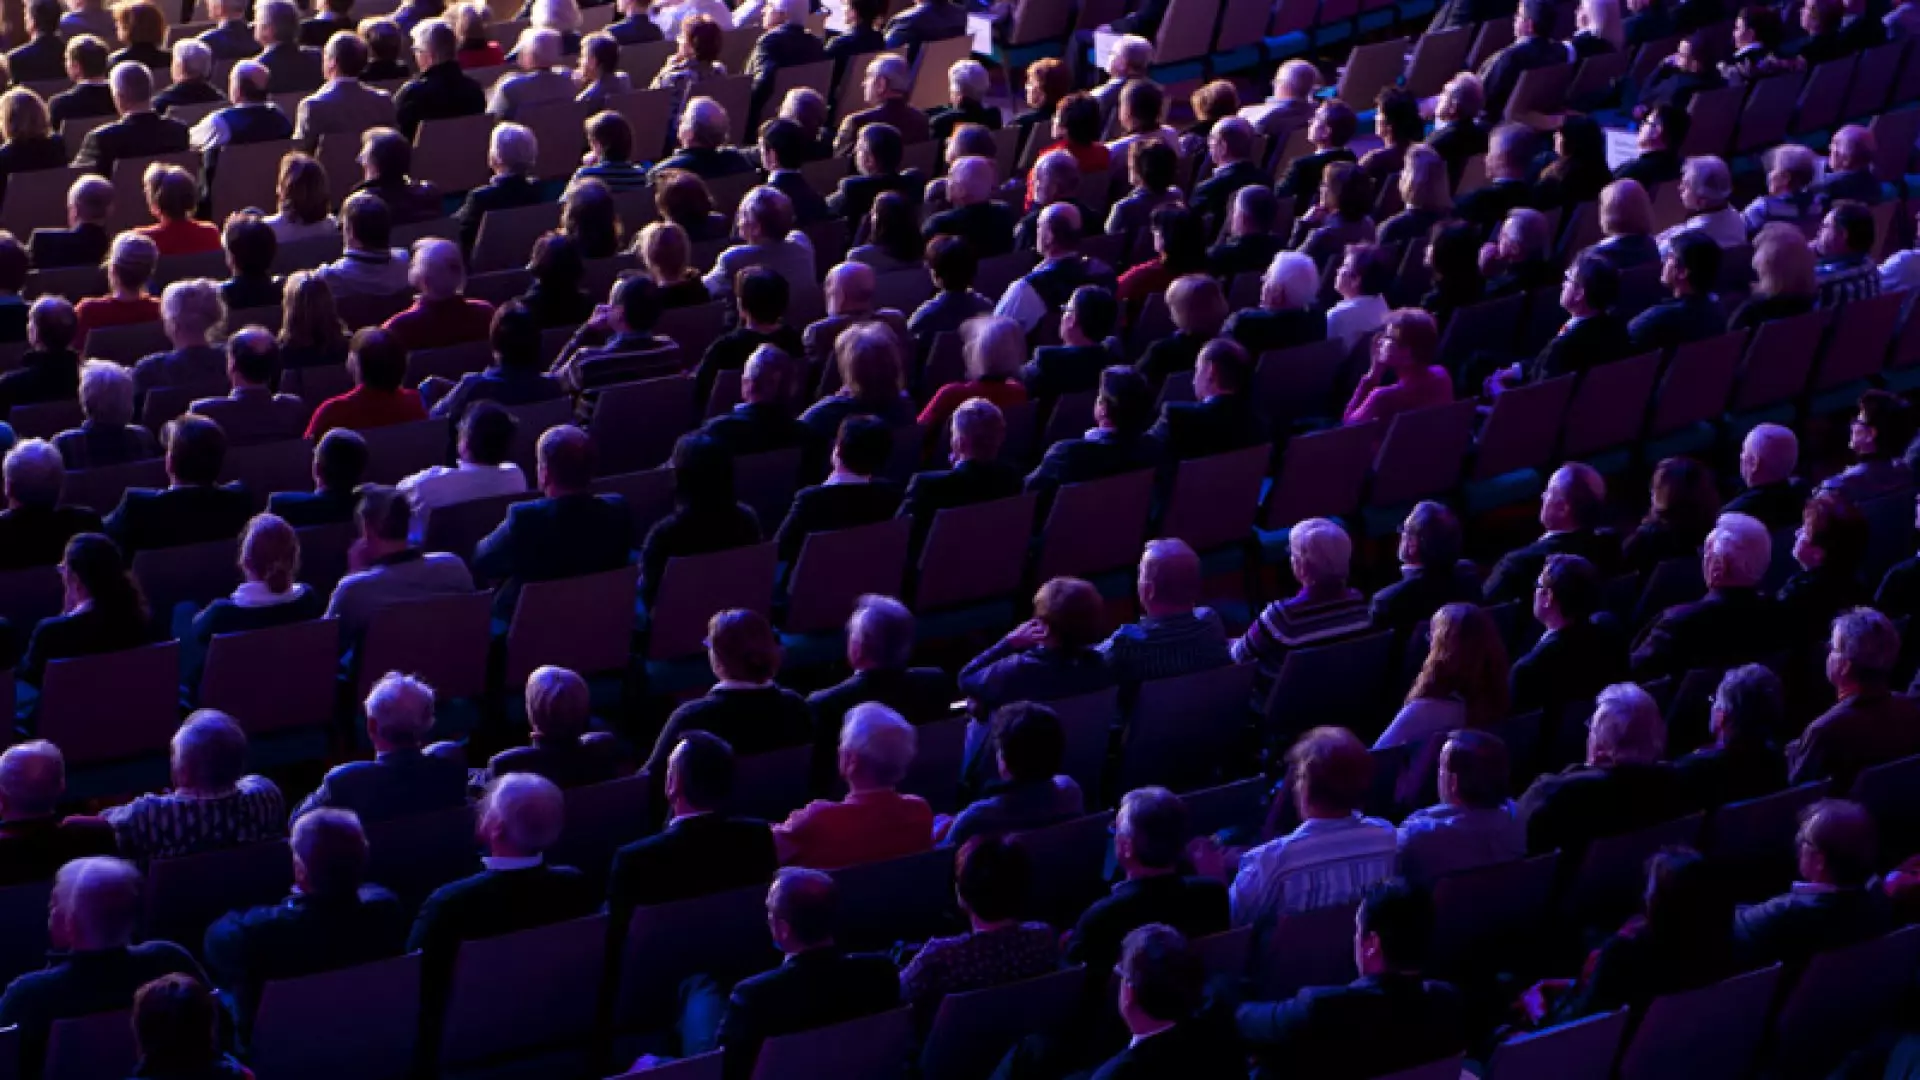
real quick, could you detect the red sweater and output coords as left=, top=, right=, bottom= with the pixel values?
left=304, top=385, right=427, bottom=438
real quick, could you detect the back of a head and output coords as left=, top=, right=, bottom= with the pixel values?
left=1140, top=537, right=1201, bottom=612
left=490, top=299, right=543, bottom=371
left=54, top=856, right=142, bottom=950
left=1287, top=726, right=1372, bottom=814
left=0, top=740, right=64, bottom=817
left=524, top=664, right=589, bottom=739
left=133, top=975, right=220, bottom=1073
left=364, top=670, right=435, bottom=748
left=1118, top=786, right=1188, bottom=869
left=1832, top=606, right=1901, bottom=686
left=315, top=427, right=368, bottom=492
left=847, top=593, right=915, bottom=669
left=537, top=424, right=594, bottom=492
left=670, top=432, right=735, bottom=506
left=1713, top=663, right=1783, bottom=746
left=350, top=327, right=407, bottom=391
left=164, top=413, right=226, bottom=486
left=839, top=702, right=917, bottom=786
left=956, top=836, right=1032, bottom=923
left=1706, top=510, right=1771, bottom=589
left=172, top=709, right=249, bottom=792
left=1402, top=501, right=1462, bottom=569
left=670, top=730, right=736, bottom=811
left=1097, top=364, right=1152, bottom=434
left=483, top=771, right=565, bottom=854
left=992, top=701, right=1065, bottom=785
left=1800, top=799, right=1879, bottom=888
left=227, top=325, right=279, bottom=387
left=291, top=807, right=370, bottom=897
left=1541, top=553, right=1602, bottom=621
left=1117, top=924, right=1203, bottom=1023
left=707, top=607, right=780, bottom=684
left=1590, top=682, right=1665, bottom=765
left=615, top=272, right=661, bottom=334
left=1357, top=879, right=1435, bottom=971
left=770, top=866, right=837, bottom=946
left=4, top=438, right=65, bottom=511
left=1440, top=729, right=1510, bottom=810
left=343, top=191, right=394, bottom=251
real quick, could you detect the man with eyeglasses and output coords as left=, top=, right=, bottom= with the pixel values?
left=1509, top=553, right=1627, bottom=716
left=1489, top=252, right=1632, bottom=395
left=1483, top=463, right=1619, bottom=604
left=1734, top=799, right=1893, bottom=969
left=1673, top=664, right=1787, bottom=811
left=1612, top=104, right=1688, bottom=188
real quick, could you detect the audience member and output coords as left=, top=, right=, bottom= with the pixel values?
left=1372, top=502, right=1480, bottom=638
left=0, top=299, right=80, bottom=417
left=645, top=607, right=812, bottom=781
left=1486, top=464, right=1618, bottom=602
left=1149, top=336, right=1269, bottom=462
left=960, top=575, right=1115, bottom=712
left=1510, top=553, right=1628, bottom=715
left=1108, top=139, right=1185, bottom=240
left=1380, top=145, right=1453, bottom=247
left=1778, top=491, right=1870, bottom=642
left=103, top=710, right=283, bottom=861
left=1632, top=512, right=1785, bottom=679
left=1065, top=787, right=1228, bottom=971
left=1226, top=250, right=1326, bottom=358
left=0, top=440, right=100, bottom=572
left=1615, top=104, right=1688, bottom=187
left=453, top=122, right=542, bottom=255
left=901, top=835, right=1059, bottom=1018
left=177, top=512, right=323, bottom=681
left=1730, top=223, right=1819, bottom=329
left=394, top=17, right=485, bottom=138
left=1397, top=731, right=1526, bottom=886
left=1025, top=365, right=1162, bottom=498
left=609, top=731, right=777, bottom=913
left=1735, top=798, right=1894, bottom=966
left=1097, top=539, right=1230, bottom=683
left=1344, top=307, right=1451, bottom=426
left=1788, top=607, right=1920, bottom=787
left=637, top=433, right=761, bottom=608
left=1814, top=199, right=1883, bottom=307
left=218, top=212, right=283, bottom=312
left=293, top=30, right=394, bottom=150
left=74, top=232, right=161, bottom=354
left=104, top=415, right=252, bottom=558
left=1276, top=99, right=1359, bottom=206
left=54, top=361, right=161, bottom=469
left=942, top=703, right=1084, bottom=848
left=323, top=485, right=475, bottom=645
left=0, top=742, right=114, bottom=886
left=73, top=61, right=189, bottom=179
left=1234, top=517, right=1372, bottom=679
left=1379, top=603, right=1510, bottom=749
left=1621, top=455, right=1722, bottom=576
left=1744, top=144, right=1822, bottom=233
left=267, top=427, right=366, bottom=527
left=349, top=127, right=441, bottom=226
left=294, top=671, right=466, bottom=821
left=315, top=192, right=411, bottom=299
left=1826, top=389, right=1915, bottom=503
left=1674, top=663, right=1787, bottom=809
left=304, top=328, right=427, bottom=437
left=1518, top=683, right=1687, bottom=857
left=383, top=237, right=494, bottom=351
left=1725, top=423, right=1807, bottom=530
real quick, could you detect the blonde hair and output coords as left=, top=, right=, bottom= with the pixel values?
left=962, top=315, right=1024, bottom=380
left=1753, top=222, right=1817, bottom=297
left=1408, top=602, right=1510, bottom=730
left=1600, top=178, right=1653, bottom=236
left=636, top=220, right=694, bottom=284
left=239, top=513, right=300, bottom=593
left=0, top=89, right=49, bottom=144
left=1400, top=144, right=1452, bottom=213
left=278, top=269, right=346, bottom=351
left=836, top=322, right=902, bottom=401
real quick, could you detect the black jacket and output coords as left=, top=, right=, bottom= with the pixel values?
left=1673, top=741, right=1787, bottom=811
left=1480, top=34, right=1567, bottom=120
left=922, top=200, right=1018, bottom=257
left=1630, top=585, right=1787, bottom=680
left=0, top=347, right=79, bottom=415
left=1189, top=160, right=1265, bottom=232
left=719, top=948, right=902, bottom=1080
left=1207, top=232, right=1284, bottom=279
left=899, top=458, right=1024, bottom=547
left=407, top=864, right=598, bottom=989
left=643, top=685, right=814, bottom=779
left=1020, top=343, right=1116, bottom=403
left=748, top=24, right=826, bottom=117
left=1026, top=429, right=1163, bottom=497
left=471, top=492, right=635, bottom=618
left=19, top=605, right=157, bottom=686
left=454, top=174, right=545, bottom=256
left=394, top=60, right=487, bottom=139
left=1135, top=330, right=1210, bottom=387
left=1426, top=122, right=1487, bottom=190
left=807, top=667, right=955, bottom=762
left=1274, top=148, right=1357, bottom=205
left=1454, top=177, right=1534, bottom=235
left=1149, top=394, right=1272, bottom=464
left=47, top=82, right=115, bottom=128
left=775, top=480, right=902, bottom=563
left=28, top=222, right=109, bottom=271
left=1483, top=528, right=1620, bottom=604
left=1065, top=874, right=1230, bottom=973
left=767, top=169, right=830, bottom=225
left=0, top=505, right=101, bottom=572
left=1370, top=563, right=1483, bottom=638
left=1723, top=478, right=1808, bottom=533
left=258, top=42, right=325, bottom=93
left=828, top=169, right=924, bottom=231
left=1224, top=307, right=1326, bottom=359
left=882, top=0, right=968, bottom=48
left=4, top=34, right=66, bottom=82
left=104, top=484, right=254, bottom=561
left=1613, top=147, right=1683, bottom=188
left=266, top=488, right=358, bottom=529
left=203, top=887, right=409, bottom=1036
left=928, top=97, right=1001, bottom=142
left=1517, top=760, right=1690, bottom=858
left=1237, top=973, right=1466, bottom=1080
left=1529, top=313, right=1633, bottom=383
left=0, top=136, right=67, bottom=205
left=1735, top=885, right=1895, bottom=969
left=701, top=401, right=810, bottom=457
left=607, top=813, right=778, bottom=916
left=637, top=502, right=761, bottom=607
left=1093, top=1015, right=1247, bottom=1080
left=1508, top=615, right=1629, bottom=716
left=487, top=736, right=622, bottom=790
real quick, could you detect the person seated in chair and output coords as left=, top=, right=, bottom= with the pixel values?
left=1724, top=423, right=1808, bottom=532
left=1734, top=798, right=1894, bottom=967
left=1509, top=553, right=1628, bottom=716
left=203, top=808, right=407, bottom=1041
left=268, top=428, right=367, bottom=528
left=1097, top=538, right=1230, bottom=684
left=0, top=439, right=101, bottom=572
left=1817, top=125, right=1885, bottom=207
left=1516, top=683, right=1688, bottom=859
left=807, top=595, right=954, bottom=760
left=898, top=397, right=1022, bottom=551
left=1025, top=365, right=1163, bottom=504
left=486, top=666, right=622, bottom=789
left=636, top=433, right=761, bottom=610
left=53, top=361, right=161, bottom=471
left=323, top=485, right=476, bottom=648
left=177, top=513, right=326, bottom=684
left=103, top=415, right=253, bottom=560
left=453, top=122, right=545, bottom=258
left=189, top=327, right=309, bottom=447
left=939, top=703, right=1084, bottom=848
left=1674, top=663, right=1787, bottom=810
left=774, top=704, right=931, bottom=870
left=72, top=60, right=190, bottom=181
left=1630, top=511, right=1786, bottom=680
left=774, top=416, right=901, bottom=565
left=1232, top=517, right=1374, bottom=685
left=1190, top=118, right=1265, bottom=238
left=28, top=175, right=113, bottom=272
left=1273, top=98, right=1358, bottom=207
left=103, top=710, right=284, bottom=862
left=407, top=772, right=596, bottom=994
left=1206, top=183, right=1285, bottom=280
left=1371, top=502, right=1481, bottom=641
left=1613, top=103, right=1687, bottom=188
left=471, top=424, right=632, bottom=616
left=1787, top=607, right=1920, bottom=788
left=1484, top=463, right=1619, bottom=603
left=609, top=731, right=777, bottom=916
left=643, top=608, right=814, bottom=780
left=959, top=576, right=1117, bottom=716
left=1148, top=338, right=1269, bottom=464
left=292, top=672, right=468, bottom=823
left=1396, top=731, right=1526, bottom=886
left=0, top=742, right=116, bottom=887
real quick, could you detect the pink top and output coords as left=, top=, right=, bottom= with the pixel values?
left=1343, top=365, right=1453, bottom=426
left=774, top=788, right=933, bottom=871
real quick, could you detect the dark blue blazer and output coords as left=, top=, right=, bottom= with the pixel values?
left=749, top=24, right=826, bottom=116
left=407, top=864, right=597, bottom=962
left=881, top=0, right=967, bottom=49
left=608, top=813, right=778, bottom=914
left=0, top=504, right=100, bottom=572
left=768, top=169, right=830, bottom=225
left=775, top=480, right=902, bottom=563
left=203, top=887, right=409, bottom=1036
left=1025, top=429, right=1162, bottom=496
left=28, top=223, right=109, bottom=271
left=104, top=484, right=255, bottom=561
left=719, top=948, right=901, bottom=1080
left=1627, top=294, right=1726, bottom=355
left=1189, top=160, right=1265, bottom=231
left=701, top=401, right=810, bottom=456
left=471, top=492, right=635, bottom=617
left=1149, top=394, right=1271, bottom=464
left=266, top=488, right=358, bottom=529
left=292, top=748, right=469, bottom=824
left=898, top=458, right=1023, bottom=547
left=19, top=606, right=156, bottom=686
left=1020, top=343, right=1115, bottom=403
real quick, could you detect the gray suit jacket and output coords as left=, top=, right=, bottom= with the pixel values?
left=486, top=69, right=574, bottom=121
left=294, top=78, right=397, bottom=151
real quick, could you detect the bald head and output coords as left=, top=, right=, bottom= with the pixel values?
left=1038, top=202, right=1082, bottom=257
left=1139, top=538, right=1201, bottom=616
left=0, top=741, right=64, bottom=819
left=825, top=261, right=877, bottom=315
left=1832, top=124, right=1874, bottom=172
left=1799, top=799, right=1879, bottom=887
left=1542, top=463, right=1605, bottom=533
left=537, top=424, right=593, bottom=494
left=768, top=866, right=838, bottom=950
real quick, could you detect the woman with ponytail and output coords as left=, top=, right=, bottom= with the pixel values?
left=19, top=532, right=157, bottom=687
left=177, top=514, right=325, bottom=688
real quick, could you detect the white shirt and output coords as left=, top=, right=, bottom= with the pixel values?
left=1882, top=249, right=1920, bottom=294
left=397, top=460, right=529, bottom=545
left=1656, top=206, right=1747, bottom=255
left=1230, top=812, right=1398, bottom=930
left=1106, top=127, right=1179, bottom=157
left=266, top=212, right=338, bottom=246
left=653, top=0, right=734, bottom=35
left=1326, top=294, right=1389, bottom=350
left=232, top=581, right=309, bottom=608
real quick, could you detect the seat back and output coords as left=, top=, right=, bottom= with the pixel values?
left=1505, top=62, right=1575, bottom=121
left=1678, top=83, right=1743, bottom=156
left=786, top=518, right=912, bottom=635
left=730, top=744, right=815, bottom=823
left=412, top=114, right=495, bottom=193
left=41, top=642, right=182, bottom=767
left=221, top=438, right=315, bottom=509
left=609, top=1053, right=723, bottom=1080
left=1733, top=308, right=1827, bottom=412
left=424, top=490, right=536, bottom=565
left=1371, top=400, right=1477, bottom=506
left=1473, top=375, right=1575, bottom=480
left=503, top=564, right=639, bottom=685
left=355, top=591, right=495, bottom=700
left=1159, top=444, right=1270, bottom=552
left=1052, top=686, right=1119, bottom=802
left=1263, top=421, right=1379, bottom=529
left=130, top=537, right=241, bottom=632
left=1120, top=663, right=1256, bottom=792
left=1649, top=331, right=1743, bottom=435
left=1815, top=289, right=1906, bottom=390
left=1265, top=631, right=1395, bottom=736
left=1735, top=68, right=1804, bottom=152
left=1850, top=752, right=1920, bottom=845
left=82, top=320, right=171, bottom=366
left=201, top=618, right=340, bottom=737
left=1772, top=925, right=1920, bottom=1077
left=648, top=542, right=777, bottom=660
left=251, top=953, right=422, bottom=1080
left=144, top=838, right=292, bottom=952
left=1184, top=777, right=1269, bottom=839
left=1013, top=811, right=1115, bottom=929
left=364, top=803, right=480, bottom=911
left=1794, top=57, right=1857, bottom=134
left=921, top=967, right=1089, bottom=1080
left=551, top=773, right=650, bottom=889
left=1567, top=813, right=1706, bottom=928
left=0, top=167, right=84, bottom=237
left=591, top=377, right=698, bottom=475
left=440, top=914, right=610, bottom=1068
left=616, top=884, right=776, bottom=1029
left=734, top=447, right=804, bottom=535
left=1617, top=964, right=1782, bottom=1080
left=1257, top=901, right=1361, bottom=998
left=1253, top=338, right=1348, bottom=426
left=1708, top=780, right=1826, bottom=888
left=211, top=139, right=295, bottom=220
left=1035, top=469, right=1156, bottom=581
left=748, top=1006, right=913, bottom=1080
left=1559, top=350, right=1659, bottom=458
left=360, top=418, right=451, bottom=484
left=9, top=399, right=85, bottom=441
left=1483, top=1008, right=1630, bottom=1080
left=44, top=1009, right=136, bottom=1080
left=914, top=494, right=1037, bottom=612
left=831, top=846, right=958, bottom=950
left=404, top=340, right=492, bottom=389
left=1429, top=853, right=1560, bottom=978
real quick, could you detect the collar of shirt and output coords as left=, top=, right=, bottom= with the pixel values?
left=823, top=470, right=871, bottom=486
left=668, top=810, right=714, bottom=828
left=713, top=679, right=773, bottom=691
left=1292, top=811, right=1368, bottom=836
left=483, top=854, right=544, bottom=871
left=232, top=581, right=308, bottom=608
left=1127, top=1022, right=1179, bottom=1049
left=1790, top=881, right=1841, bottom=895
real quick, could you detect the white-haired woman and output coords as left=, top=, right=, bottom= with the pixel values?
left=1232, top=516, right=1373, bottom=679
left=55, top=361, right=161, bottom=469
left=918, top=314, right=1029, bottom=431
left=520, top=0, right=583, bottom=54
left=1224, top=250, right=1327, bottom=357
left=931, top=58, right=1000, bottom=141
left=774, top=702, right=933, bottom=870
left=133, top=278, right=228, bottom=397
left=454, top=123, right=543, bottom=255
